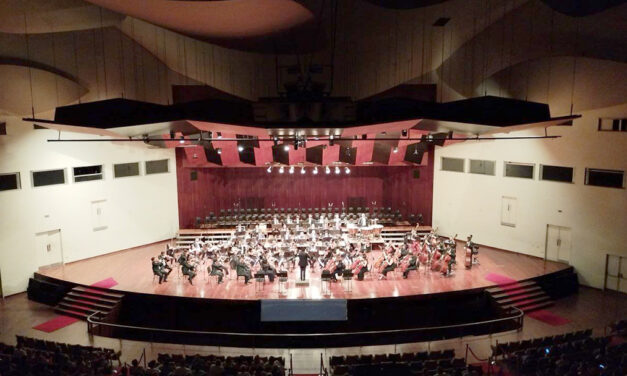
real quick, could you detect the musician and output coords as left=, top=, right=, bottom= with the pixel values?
left=233, top=256, right=252, bottom=284
left=158, top=252, right=173, bottom=278
left=209, top=257, right=227, bottom=284
left=180, top=254, right=196, bottom=285
left=358, top=213, right=368, bottom=227
left=297, top=249, right=309, bottom=281
left=380, top=249, right=397, bottom=279
left=352, top=255, right=368, bottom=281
left=260, top=257, right=276, bottom=282
left=151, top=257, right=167, bottom=284
left=402, top=254, right=418, bottom=279
left=466, top=235, right=479, bottom=264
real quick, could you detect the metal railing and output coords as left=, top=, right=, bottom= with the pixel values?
left=87, top=307, right=524, bottom=343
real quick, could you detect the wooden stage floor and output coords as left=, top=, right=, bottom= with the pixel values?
left=38, top=241, right=569, bottom=301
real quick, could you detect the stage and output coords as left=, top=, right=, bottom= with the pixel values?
left=37, top=238, right=570, bottom=301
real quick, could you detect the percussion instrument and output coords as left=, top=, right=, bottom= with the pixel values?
left=372, top=225, right=383, bottom=237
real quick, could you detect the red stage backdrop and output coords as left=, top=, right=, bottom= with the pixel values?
left=176, top=149, right=433, bottom=228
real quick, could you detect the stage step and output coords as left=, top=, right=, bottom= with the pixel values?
left=487, top=280, right=554, bottom=314
left=54, top=286, right=123, bottom=322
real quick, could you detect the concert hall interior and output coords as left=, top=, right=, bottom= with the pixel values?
left=0, top=0, right=626, bottom=375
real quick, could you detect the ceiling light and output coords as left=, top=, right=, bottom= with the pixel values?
left=267, top=166, right=272, bottom=173
left=393, top=147, right=398, bottom=153
left=284, top=145, right=290, bottom=152
left=238, top=145, right=244, bottom=152
left=345, top=167, right=350, bottom=174
left=325, top=166, right=331, bottom=174
left=289, top=166, right=295, bottom=174
left=335, top=166, right=340, bottom=174
left=279, top=166, right=284, bottom=174
left=313, top=167, right=319, bottom=175
left=216, top=148, right=222, bottom=155
left=301, top=167, right=306, bottom=174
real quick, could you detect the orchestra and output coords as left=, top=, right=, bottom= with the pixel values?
left=150, top=216, right=480, bottom=287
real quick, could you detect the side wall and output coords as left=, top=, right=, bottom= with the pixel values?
left=0, top=118, right=179, bottom=296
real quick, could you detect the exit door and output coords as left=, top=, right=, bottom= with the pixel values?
left=605, top=254, right=627, bottom=293
left=545, top=225, right=571, bottom=263
left=35, top=229, right=64, bottom=268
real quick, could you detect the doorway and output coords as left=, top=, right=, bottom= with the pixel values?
left=545, top=225, right=572, bottom=264
left=35, top=229, right=64, bottom=268
left=605, top=254, right=627, bottom=293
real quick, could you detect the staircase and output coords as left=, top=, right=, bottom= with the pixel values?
left=487, top=280, right=553, bottom=313
left=54, top=286, right=123, bottom=321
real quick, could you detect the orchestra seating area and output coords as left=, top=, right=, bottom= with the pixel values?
left=493, top=330, right=626, bottom=376
left=1, top=336, right=120, bottom=376
left=329, top=349, right=480, bottom=376
left=195, top=206, right=420, bottom=228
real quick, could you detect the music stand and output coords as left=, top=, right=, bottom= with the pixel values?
left=277, top=271, right=288, bottom=295
left=254, top=272, right=266, bottom=292
left=342, top=270, right=354, bottom=293
left=320, top=270, right=332, bottom=295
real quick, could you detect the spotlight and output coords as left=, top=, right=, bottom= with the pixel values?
left=345, top=167, right=350, bottom=174
left=289, top=166, right=295, bottom=174
left=393, top=146, right=398, bottom=153
left=279, top=166, right=285, bottom=174
left=325, top=166, right=331, bottom=174
left=217, top=148, right=222, bottom=154
left=238, top=145, right=244, bottom=152
left=273, top=137, right=279, bottom=146
left=335, top=166, right=340, bottom=175
left=329, top=135, right=334, bottom=146
left=313, top=167, right=319, bottom=175
left=267, top=166, right=272, bottom=173
left=179, top=136, right=185, bottom=144
left=284, top=145, right=290, bottom=152
left=301, top=167, right=306, bottom=174
left=402, top=129, right=408, bottom=137
left=217, top=132, right=222, bottom=139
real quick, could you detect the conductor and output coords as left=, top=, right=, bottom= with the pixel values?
left=297, top=250, right=309, bottom=281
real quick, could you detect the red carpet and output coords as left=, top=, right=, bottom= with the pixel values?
left=90, top=277, right=118, bottom=289
left=527, top=309, right=570, bottom=326
left=485, top=273, right=517, bottom=285
left=32, top=315, right=79, bottom=333
left=33, top=277, right=118, bottom=333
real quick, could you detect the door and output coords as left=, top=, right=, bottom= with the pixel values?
left=35, top=229, right=63, bottom=268
left=545, top=225, right=571, bottom=263
left=605, top=254, right=627, bottom=293
left=501, top=196, right=517, bottom=227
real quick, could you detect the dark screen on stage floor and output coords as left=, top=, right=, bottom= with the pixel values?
left=260, top=299, right=347, bottom=322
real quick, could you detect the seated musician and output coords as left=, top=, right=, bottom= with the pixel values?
left=180, top=254, right=196, bottom=285
left=158, top=252, right=172, bottom=278
left=333, top=256, right=345, bottom=282
left=352, top=255, right=368, bottom=281
left=380, top=250, right=397, bottom=279
left=260, top=257, right=276, bottom=282
left=402, top=253, right=418, bottom=279
left=208, top=257, right=227, bottom=284
left=233, top=256, right=252, bottom=284
left=151, top=257, right=167, bottom=284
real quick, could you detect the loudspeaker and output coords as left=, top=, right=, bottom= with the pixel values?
left=412, top=170, right=420, bottom=179
left=190, top=171, right=198, bottom=181
left=27, top=278, right=68, bottom=306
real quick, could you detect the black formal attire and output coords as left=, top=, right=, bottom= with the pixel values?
left=181, top=259, right=196, bottom=284
left=402, top=255, right=418, bottom=278
left=297, top=251, right=309, bottom=281
left=234, top=259, right=252, bottom=283
left=260, top=260, right=275, bottom=282
left=209, top=261, right=226, bottom=283
left=382, top=261, right=397, bottom=277
left=152, top=260, right=166, bottom=283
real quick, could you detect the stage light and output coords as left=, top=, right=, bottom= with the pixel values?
left=325, top=166, right=331, bottom=174
left=284, top=145, right=290, bottom=152
left=335, top=166, right=340, bottom=174
left=393, top=146, right=398, bottom=153
left=279, top=166, right=284, bottom=174
left=313, top=167, right=319, bottom=175
left=289, top=166, right=295, bottom=174
left=273, top=137, right=279, bottom=146
left=301, top=167, right=306, bottom=174
left=402, top=129, right=408, bottom=137
left=267, top=166, right=272, bottom=173
left=238, top=145, right=244, bottom=152
left=345, top=167, right=350, bottom=174
left=329, top=134, right=334, bottom=146
left=217, top=132, right=222, bottom=139
left=179, top=136, right=185, bottom=144
left=169, top=130, right=175, bottom=139
left=217, top=148, right=222, bottom=154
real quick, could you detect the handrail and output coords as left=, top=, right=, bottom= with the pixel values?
left=87, top=307, right=523, bottom=337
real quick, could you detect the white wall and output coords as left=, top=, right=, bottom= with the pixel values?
left=0, top=116, right=179, bottom=296
left=433, top=103, right=627, bottom=288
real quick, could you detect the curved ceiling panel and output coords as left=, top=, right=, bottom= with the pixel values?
left=0, top=64, right=86, bottom=116
left=0, top=0, right=122, bottom=34
left=540, top=0, right=627, bottom=17
left=85, top=0, right=321, bottom=53
left=360, top=0, right=450, bottom=10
